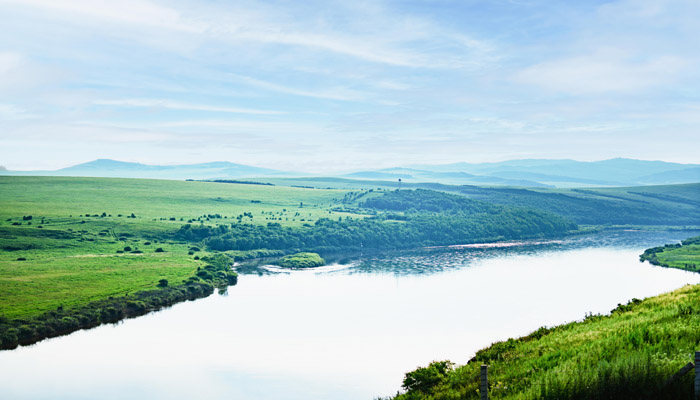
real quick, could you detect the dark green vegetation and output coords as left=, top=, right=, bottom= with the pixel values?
left=388, top=239, right=700, bottom=400
left=640, top=236, right=700, bottom=272
left=177, top=189, right=576, bottom=253
left=264, top=177, right=700, bottom=227
left=277, top=252, right=325, bottom=268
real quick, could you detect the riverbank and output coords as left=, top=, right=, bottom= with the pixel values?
left=0, top=253, right=237, bottom=350
left=640, top=235, right=700, bottom=272
left=388, top=237, right=700, bottom=400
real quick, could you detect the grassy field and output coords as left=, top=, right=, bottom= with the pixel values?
left=389, top=238, right=700, bottom=400
left=0, top=176, right=362, bottom=227
left=0, top=176, right=363, bottom=320
left=640, top=236, right=700, bottom=273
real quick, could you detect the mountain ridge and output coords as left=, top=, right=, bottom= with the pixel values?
left=2, top=158, right=698, bottom=187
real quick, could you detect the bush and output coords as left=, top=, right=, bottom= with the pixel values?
left=123, top=246, right=132, bottom=252
left=402, top=361, right=454, bottom=394
left=278, top=252, right=325, bottom=269
left=158, top=279, right=168, bottom=287
left=155, top=248, right=164, bottom=253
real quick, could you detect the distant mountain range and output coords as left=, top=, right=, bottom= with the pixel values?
left=0, top=159, right=294, bottom=180
left=341, top=159, right=700, bottom=187
left=2, top=158, right=699, bottom=188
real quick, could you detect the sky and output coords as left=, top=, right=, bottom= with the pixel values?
left=0, top=0, right=699, bottom=172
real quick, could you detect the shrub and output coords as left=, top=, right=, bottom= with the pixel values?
left=155, top=248, right=164, bottom=253
left=278, top=252, right=325, bottom=269
left=402, top=361, right=454, bottom=394
left=157, top=279, right=168, bottom=287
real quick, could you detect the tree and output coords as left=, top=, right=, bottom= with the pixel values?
left=402, top=360, right=454, bottom=394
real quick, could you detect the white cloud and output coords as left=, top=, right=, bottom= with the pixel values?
left=0, top=52, right=58, bottom=92
left=0, top=0, right=200, bottom=32
left=515, top=52, right=687, bottom=95
left=0, top=103, right=35, bottom=120
left=93, top=99, right=286, bottom=115
left=0, top=0, right=491, bottom=69
left=225, top=74, right=369, bottom=102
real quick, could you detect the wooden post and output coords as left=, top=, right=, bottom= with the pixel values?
left=481, top=364, right=488, bottom=400
left=695, top=351, right=700, bottom=400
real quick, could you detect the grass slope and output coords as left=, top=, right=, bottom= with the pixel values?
left=265, top=177, right=700, bottom=226
left=0, top=176, right=359, bottom=321
left=389, top=238, right=700, bottom=400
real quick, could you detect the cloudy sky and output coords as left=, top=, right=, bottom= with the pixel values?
left=1, top=0, right=698, bottom=172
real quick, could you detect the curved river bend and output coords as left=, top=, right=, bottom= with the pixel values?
left=1, top=230, right=699, bottom=399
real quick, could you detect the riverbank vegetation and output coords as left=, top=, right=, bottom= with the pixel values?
left=640, top=235, right=700, bottom=272
left=387, top=238, right=700, bottom=400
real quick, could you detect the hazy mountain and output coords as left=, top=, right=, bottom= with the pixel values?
left=3, top=158, right=698, bottom=187
left=345, top=168, right=551, bottom=187
left=637, top=167, right=700, bottom=184
left=408, top=158, right=700, bottom=187
left=343, top=171, right=415, bottom=180
left=1, top=159, right=292, bottom=180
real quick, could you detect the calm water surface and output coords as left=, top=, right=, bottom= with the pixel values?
left=1, top=230, right=699, bottom=399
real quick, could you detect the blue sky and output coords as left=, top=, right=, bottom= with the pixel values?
left=0, top=0, right=698, bottom=172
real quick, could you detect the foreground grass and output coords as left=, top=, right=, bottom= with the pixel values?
left=390, top=239, right=700, bottom=400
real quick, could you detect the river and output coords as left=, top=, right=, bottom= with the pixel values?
left=1, top=230, right=699, bottom=399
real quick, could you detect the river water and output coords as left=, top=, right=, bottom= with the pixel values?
left=1, top=230, right=699, bottom=399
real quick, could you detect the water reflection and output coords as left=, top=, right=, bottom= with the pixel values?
left=241, top=230, right=700, bottom=277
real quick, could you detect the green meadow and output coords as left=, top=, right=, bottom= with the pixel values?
left=390, top=237, right=700, bottom=400
left=640, top=236, right=700, bottom=273
left=0, top=176, right=362, bottom=320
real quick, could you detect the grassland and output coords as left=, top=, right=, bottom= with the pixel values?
left=640, top=236, right=700, bottom=272
left=0, top=177, right=362, bottom=321
left=389, top=237, right=700, bottom=400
